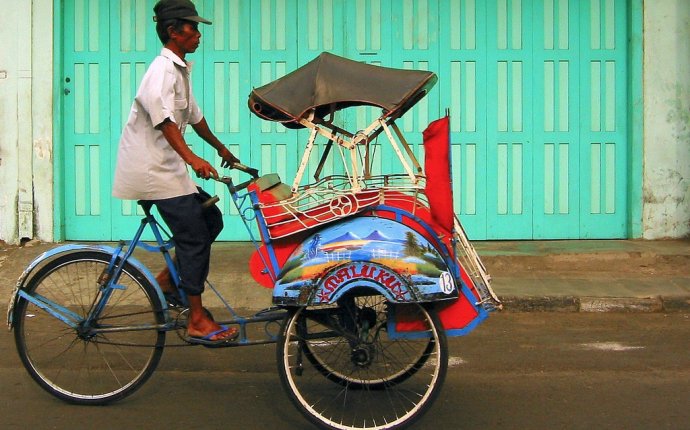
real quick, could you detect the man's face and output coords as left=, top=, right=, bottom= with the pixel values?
left=170, top=21, right=201, bottom=54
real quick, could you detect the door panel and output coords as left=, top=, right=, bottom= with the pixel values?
left=577, top=0, right=628, bottom=238
left=485, top=0, right=534, bottom=239
left=532, top=0, right=581, bottom=239
left=63, top=0, right=112, bottom=240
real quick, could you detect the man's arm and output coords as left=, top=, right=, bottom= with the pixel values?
left=158, top=119, right=219, bottom=179
left=192, top=117, right=240, bottom=168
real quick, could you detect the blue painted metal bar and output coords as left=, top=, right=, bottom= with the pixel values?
left=16, top=290, right=82, bottom=329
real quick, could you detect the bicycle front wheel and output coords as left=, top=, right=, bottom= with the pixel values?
left=13, top=251, right=166, bottom=405
left=277, top=297, right=448, bottom=430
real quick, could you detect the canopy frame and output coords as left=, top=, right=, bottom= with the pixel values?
left=290, top=109, right=422, bottom=193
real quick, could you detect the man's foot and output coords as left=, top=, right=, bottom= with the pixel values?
left=185, top=324, right=239, bottom=347
left=185, top=295, right=237, bottom=347
left=186, top=317, right=238, bottom=339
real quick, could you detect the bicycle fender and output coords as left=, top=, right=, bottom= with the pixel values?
left=6, top=244, right=166, bottom=330
left=272, top=216, right=459, bottom=306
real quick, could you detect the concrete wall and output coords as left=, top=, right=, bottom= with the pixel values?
left=643, top=0, right=690, bottom=239
left=0, top=1, right=54, bottom=245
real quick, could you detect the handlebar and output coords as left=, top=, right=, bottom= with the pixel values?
left=225, top=162, right=259, bottom=192
left=205, top=163, right=260, bottom=208
left=230, top=162, right=259, bottom=179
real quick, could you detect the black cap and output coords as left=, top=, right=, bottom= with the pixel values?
left=153, top=0, right=212, bottom=25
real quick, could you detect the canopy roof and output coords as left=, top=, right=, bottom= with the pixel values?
left=248, top=52, right=437, bottom=128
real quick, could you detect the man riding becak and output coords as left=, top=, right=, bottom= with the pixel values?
left=112, top=0, right=239, bottom=346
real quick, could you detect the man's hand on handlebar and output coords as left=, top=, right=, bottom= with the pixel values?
left=190, top=155, right=259, bottom=182
left=218, top=146, right=240, bottom=169
left=189, top=155, right=219, bottom=180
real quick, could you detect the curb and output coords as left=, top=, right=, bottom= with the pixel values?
left=498, top=295, right=690, bottom=313
left=662, top=296, right=690, bottom=312
left=579, top=297, right=663, bottom=313
left=499, top=295, right=580, bottom=312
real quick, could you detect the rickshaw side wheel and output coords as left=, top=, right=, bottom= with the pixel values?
left=276, top=296, right=448, bottom=430
left=303, top=294, right=436, bottom=389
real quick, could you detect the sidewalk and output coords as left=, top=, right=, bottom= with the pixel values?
left=2, top=239, right=689, bottom=313
left=474, top=240, right=690, bottom=312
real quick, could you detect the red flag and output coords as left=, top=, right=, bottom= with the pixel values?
left=423, top=116, right=454, bottom=233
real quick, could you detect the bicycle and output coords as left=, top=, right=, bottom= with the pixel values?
left=8, top=52, right=501, bottom=430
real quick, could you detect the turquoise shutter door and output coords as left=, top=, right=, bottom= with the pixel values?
left=436, top=0, right=630, bottom=240
left=60, top=0, right=633, bottom=241
left=531, top=0, right=629, bottom=239
left=62, top=0, right=113, bottom=240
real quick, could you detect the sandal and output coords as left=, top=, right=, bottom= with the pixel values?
left=185, top=325, right=239, bottom=348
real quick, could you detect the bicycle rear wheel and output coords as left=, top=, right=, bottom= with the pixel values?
left=13, top=251, right=166, bottom=405
left=277, top=295, right=448, bottom=430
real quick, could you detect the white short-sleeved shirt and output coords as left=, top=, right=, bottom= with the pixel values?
left=113, top=48, right=203, bottom=201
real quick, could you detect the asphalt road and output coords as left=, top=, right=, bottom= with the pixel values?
left=2, top=312, right=688, bottom=430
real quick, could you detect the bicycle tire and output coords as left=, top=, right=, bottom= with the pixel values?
left=13, top=251, right=166, bottom=405
left=277, top=296, right=448, bottom=430
left=301, top=293, right=435, bottom=389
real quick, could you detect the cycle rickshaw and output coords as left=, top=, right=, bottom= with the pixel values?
left=7, top=52, right=501, bottom=430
